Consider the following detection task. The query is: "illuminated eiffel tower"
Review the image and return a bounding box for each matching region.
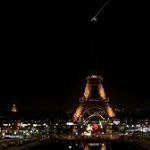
[73,75,115,125]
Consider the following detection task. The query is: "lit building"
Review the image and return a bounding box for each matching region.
[11,104,17,113]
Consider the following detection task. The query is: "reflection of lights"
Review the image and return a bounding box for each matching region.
[89,143,99,146]
[14,131,17,135]
[101,143,106,150]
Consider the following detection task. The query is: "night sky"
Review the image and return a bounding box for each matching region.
[0,1,150,111]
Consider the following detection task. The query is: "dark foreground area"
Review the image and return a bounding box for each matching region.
[28,141,147,150]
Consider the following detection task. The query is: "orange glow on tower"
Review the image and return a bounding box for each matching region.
[106,105,115,117]
[98,84,106,100]
[73,106,84,122]
[84,83,91,99]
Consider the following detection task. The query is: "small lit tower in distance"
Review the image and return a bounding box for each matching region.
[11,104,17,113]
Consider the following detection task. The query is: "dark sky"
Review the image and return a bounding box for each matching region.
[0,1,150,111]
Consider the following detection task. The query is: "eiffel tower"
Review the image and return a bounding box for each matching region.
[73,75,115,125]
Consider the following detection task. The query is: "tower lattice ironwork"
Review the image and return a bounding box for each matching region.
[73,75,115,123]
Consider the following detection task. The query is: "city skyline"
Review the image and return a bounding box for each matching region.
[1,1,150,150]
[1,0,150,111]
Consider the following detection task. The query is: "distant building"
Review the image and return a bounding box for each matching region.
[11,104,17,113]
